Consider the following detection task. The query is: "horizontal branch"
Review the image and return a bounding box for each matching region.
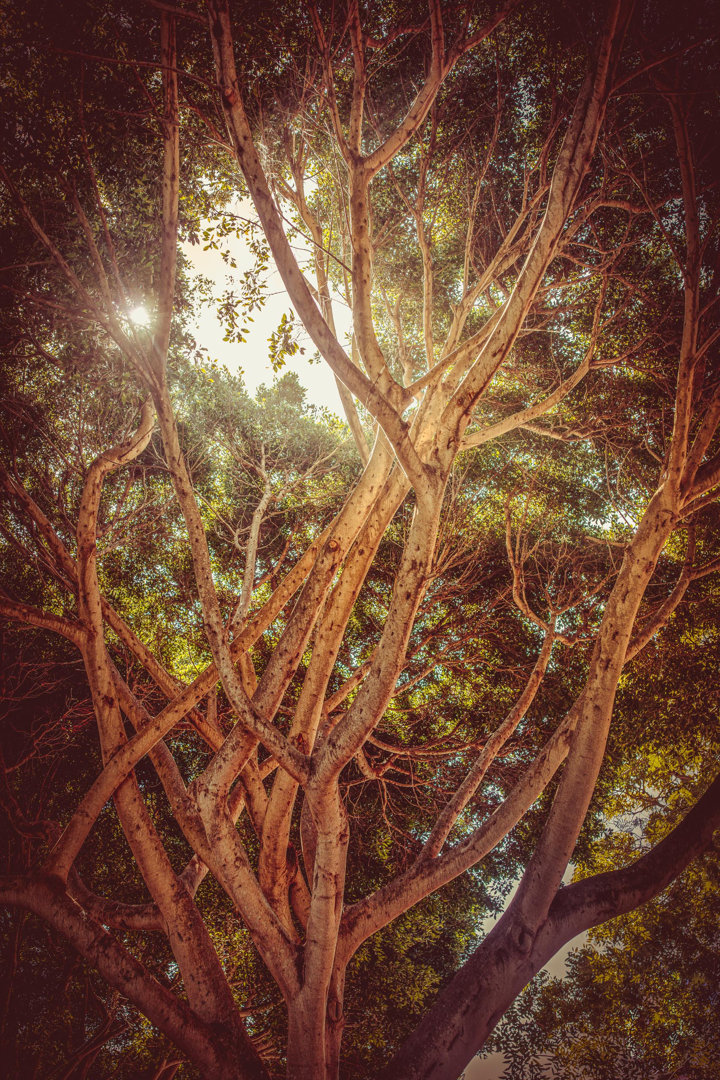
[461,355,591,449]
[0,596,84,645]
[0,875,232,1077]
[341,704,578,956]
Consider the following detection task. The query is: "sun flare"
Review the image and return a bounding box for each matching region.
[128,304,151,327]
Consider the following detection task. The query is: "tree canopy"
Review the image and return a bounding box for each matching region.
[1,1,719,1078]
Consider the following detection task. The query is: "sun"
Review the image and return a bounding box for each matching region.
[128,304,151,327]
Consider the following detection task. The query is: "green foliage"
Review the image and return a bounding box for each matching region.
[1,0,719,1076]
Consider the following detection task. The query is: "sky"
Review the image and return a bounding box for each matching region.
[182,209,349,415]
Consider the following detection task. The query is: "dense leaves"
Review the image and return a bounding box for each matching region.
[1,1,719,1078]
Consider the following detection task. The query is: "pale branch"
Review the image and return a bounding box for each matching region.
[340,706,579,959]
[442,0,629,446]
[314,491,445,785]
[681,389,720,494]
[195,439,397,802]
[409,303,507,403]
[279,151,370,462]
[461,354,591,449]
[323,661,372,716]
[508,483,677,941]
[305,0,352,164]
[68,868,167,933]
[115,632,305,1017]
[0,596,84,646]
[363,0,519,180]
[348,158,402,391]
[44,664,205,883]
[664,92,702,495]
[152,384,309,783]
[231,447,273,629]
[441,185,549,364]
[68,186,113,308]
[347,0,367,157]
[418,624,557,861]
[150,10,180,380]
[207,0,425,486]
[72,400,250,1032]
[61,63,259,1031]
[258,468,409,926]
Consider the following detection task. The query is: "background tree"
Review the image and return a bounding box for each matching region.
[1,1,720,1079]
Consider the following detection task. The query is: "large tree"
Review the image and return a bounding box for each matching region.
[1,1,719,1078]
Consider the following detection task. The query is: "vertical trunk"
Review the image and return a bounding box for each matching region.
[286,785,349,1080]
[286,999,325,1080]
[284,964,347,1080]
[324,965,346,1080]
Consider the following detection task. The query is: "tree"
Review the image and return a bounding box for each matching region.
[1,0,720,1078]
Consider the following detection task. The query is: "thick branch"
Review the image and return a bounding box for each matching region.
[382,768,720,1080]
